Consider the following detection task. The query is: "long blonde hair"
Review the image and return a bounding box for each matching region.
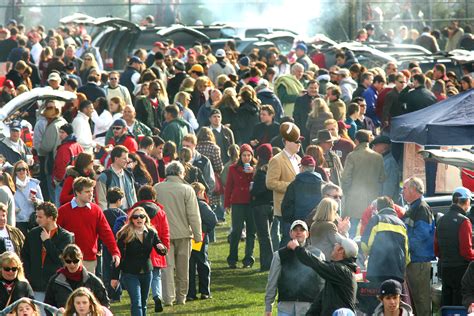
[64,287,103,316]
[309,98,331,119]
[0,251,26,281]
[116,207,157,243]
[80,53,98,71]
[313,198,339,222]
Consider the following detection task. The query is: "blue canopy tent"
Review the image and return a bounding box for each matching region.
[390,89,474,146]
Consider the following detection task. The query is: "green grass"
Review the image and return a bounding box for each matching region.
[111,222,268,315]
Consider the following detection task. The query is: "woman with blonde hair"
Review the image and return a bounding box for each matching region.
[79,53,98,84]
[174,91,198,130]
[306,98,333,141]
[108,96,125,120]
[179,147,209,191]
[39,47,53,85]
[156,79,169,107]
[179,77,196,94]
[0,251,34,310]
[112,207,167,316]
[214,87,239,125]
[189,76,211,115]
[63,287,109,316]
[309,198,349,259]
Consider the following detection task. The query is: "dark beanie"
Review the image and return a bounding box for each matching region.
[60,123,74,135]
[256,143,273,164]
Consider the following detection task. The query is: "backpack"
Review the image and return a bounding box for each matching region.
[101,168,139,208]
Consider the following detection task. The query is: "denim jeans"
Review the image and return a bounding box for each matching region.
[227,204,256,266]
[121,272,152,316]
[252,204,273,270]
[151,267,162,299]
[54,184,62,208]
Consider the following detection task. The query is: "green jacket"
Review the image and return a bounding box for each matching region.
[161,118,189,150]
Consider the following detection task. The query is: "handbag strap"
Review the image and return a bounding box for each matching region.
[5,284,16,307]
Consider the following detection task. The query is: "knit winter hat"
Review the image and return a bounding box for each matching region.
[240,143,253,155]
[256,143,272,163]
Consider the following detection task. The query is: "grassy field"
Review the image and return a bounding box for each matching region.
[111,222,269,315]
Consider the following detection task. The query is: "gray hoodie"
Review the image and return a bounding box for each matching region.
[340,77,358,104]
[372,300,413,316]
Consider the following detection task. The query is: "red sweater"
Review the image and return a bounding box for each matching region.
[224,164,253,208]
[57,201,120,261]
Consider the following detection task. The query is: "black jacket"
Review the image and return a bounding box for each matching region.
[293,93,315,140]
[399,85,437,113]
[77,82,107,102]
[462,261,474,308]
[0,278,34,310]
[112,229,166,277]
[250,168,273,206]
[198,198,218,235]
[44,268,109,314]
[251,122,280,147]
[257,90,283,121]
[233,100,260,144]
[294,247,357,315]
[281,172,323,224]
[21,226,74,291]
[167,72,188,103]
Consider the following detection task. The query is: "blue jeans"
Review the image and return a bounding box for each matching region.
[151,267,162,299]
[121,272,152,316]
[54,184,62,207]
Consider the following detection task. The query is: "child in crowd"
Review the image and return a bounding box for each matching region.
[187,182,217,300]
[102,187,126,301]
[373,279,413,316]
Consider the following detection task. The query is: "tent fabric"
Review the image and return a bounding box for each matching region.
[390,90,474,146]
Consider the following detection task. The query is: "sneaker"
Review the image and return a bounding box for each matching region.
[186,296,197,301]
[228,262,237,269]
[200,294,212,300]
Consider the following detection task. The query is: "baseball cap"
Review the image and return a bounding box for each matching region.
[215,49,226,58]
[174,59,185,71]
[295,43,308,52]
[189,64,204,74]
[48,72,61,82]
[453,187,472,200]
[370,135,391,147]
[3,79,14,90]
[209,108,221,116]
[290,220,308,231]
[335,234,358,258]
[153,41,164,48]
[300,155,316,167]
[112,119,127,128]
[379,279,403,296]
[9,121,21,132]
[239,56,250,67]
[129,56,143,64]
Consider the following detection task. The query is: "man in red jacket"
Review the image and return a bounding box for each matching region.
[53,123,84,206]
[57,177,120,274]
[107,119,138,153]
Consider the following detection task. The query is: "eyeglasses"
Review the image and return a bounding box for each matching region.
[112,127,123,131]
[64,259,80,264]
[131,214,146,220]
[2,267,18,272]
[16,167,27,172]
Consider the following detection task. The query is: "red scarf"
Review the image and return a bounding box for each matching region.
[57,265,83,282]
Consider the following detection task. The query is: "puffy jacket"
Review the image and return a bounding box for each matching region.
[233,100,260,144]
[404,198,435,263]
[281,171,322,224]
[52,135,84,182]
[44,268,109,314]
[361,207,410,282]
[130,200,170,268]
[362,85,379,125]
[161,118,189,150]
[224,163,253,208]
[339,77,358,103]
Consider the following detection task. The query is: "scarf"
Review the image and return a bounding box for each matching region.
[1,279,14,293]
[15,176,30,189]
[57,265,83,282]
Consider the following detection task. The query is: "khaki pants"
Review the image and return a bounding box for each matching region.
[161,238,192,305]
[406,262,432,315]
[83,260,97,275]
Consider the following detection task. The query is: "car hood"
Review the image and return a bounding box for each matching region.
[0,88,76,135]
[419,149,474,170]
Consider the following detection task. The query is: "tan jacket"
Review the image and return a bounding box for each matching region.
[266,151,300,216]
[154,176,202,242]
[341,142,385,219]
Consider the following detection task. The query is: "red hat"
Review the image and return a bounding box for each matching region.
[188,48,197,56]
[240,144,253,155]
[153,41,164,48]
[3,80,14,89]
[176,46,186,53]
[300,155,316,167]
[337,120,350,130]
[256,143,273,163]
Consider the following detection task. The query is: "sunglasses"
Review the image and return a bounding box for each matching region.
[109,78,118,81]
[112,127,123,131]
[294,140,302,144]
[131,214,146,220]
[16,167,27,172]
[64,259,80,264]
[3,267,18,272]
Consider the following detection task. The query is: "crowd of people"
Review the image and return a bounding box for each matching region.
[0,17,472,316]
